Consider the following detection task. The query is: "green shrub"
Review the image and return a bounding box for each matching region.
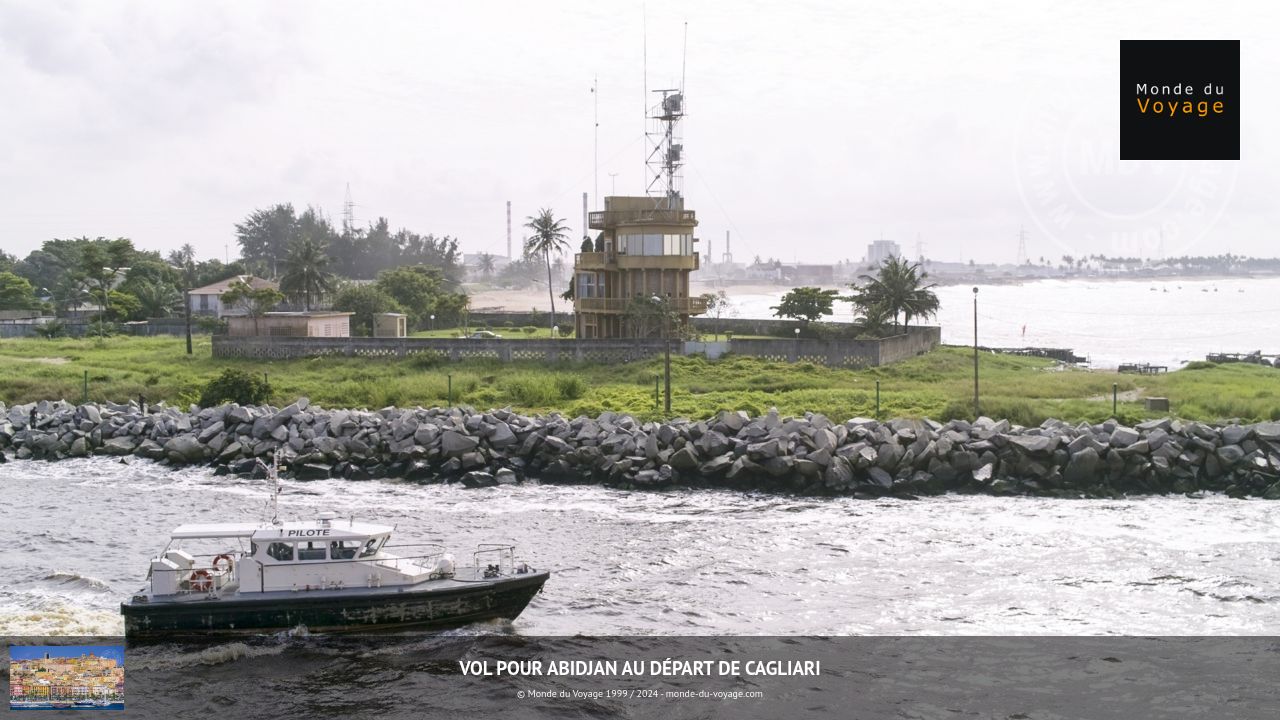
[31,321,66,339]
[199,368,272,407]
[194,316,227,334]
[85,320,119,338]
[1183,361,1216,370]
[555,375,587,400]
[522,326,538,335]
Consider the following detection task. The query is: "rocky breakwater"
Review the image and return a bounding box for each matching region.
[3,399,1280,499]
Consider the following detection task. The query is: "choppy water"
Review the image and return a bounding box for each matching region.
[4,458,1280,637]
[728,276,1280,368]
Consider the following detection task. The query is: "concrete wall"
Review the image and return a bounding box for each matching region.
[212,327,941,368]
[213,336,674,363]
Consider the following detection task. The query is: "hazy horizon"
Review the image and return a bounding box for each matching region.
[3,1,1277,266]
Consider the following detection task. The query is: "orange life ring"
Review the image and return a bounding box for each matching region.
[213,554,234,572]
[189,569,213,593]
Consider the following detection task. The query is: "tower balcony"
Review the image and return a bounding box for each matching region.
[574,253,700,271]
[575,296,709,315]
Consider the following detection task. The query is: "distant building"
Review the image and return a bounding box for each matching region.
[227,311,352,338]
[188,275,277,317]
[782,264,835,285]
[865,239,901,268]
[744,259,783,282]
[571,195,707,338]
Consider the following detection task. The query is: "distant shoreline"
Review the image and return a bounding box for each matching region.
[467,273,1280,312]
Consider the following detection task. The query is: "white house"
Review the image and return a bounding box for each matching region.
[188,275,277,317]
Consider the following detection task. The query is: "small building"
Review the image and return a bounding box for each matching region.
[227,311,352,338]
[374,312,408,338]
[188,275,278,317]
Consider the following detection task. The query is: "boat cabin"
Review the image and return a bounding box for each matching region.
[148,511,446,597]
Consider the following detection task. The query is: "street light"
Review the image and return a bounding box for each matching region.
[430,314,435,332]
[972,287,980,419]
[652,295,671,415]
[794,326,800,361]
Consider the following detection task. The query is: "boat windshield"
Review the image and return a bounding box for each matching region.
[330,540,361,560]
[360,536,387,557]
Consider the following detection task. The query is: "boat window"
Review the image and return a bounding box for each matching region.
[298,541,326,562]
[359,537,383,558]
[266,542,294,562]
[330,540,361,560]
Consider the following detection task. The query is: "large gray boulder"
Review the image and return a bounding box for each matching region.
[163,435,205,463]
[441,430,479,457]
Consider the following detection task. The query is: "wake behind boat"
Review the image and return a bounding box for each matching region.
[121,456,548,639]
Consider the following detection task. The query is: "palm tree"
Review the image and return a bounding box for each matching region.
[167,244,196,268]
[132,280,182,318]
[523,208,571,331]
[279,237,335,310]
[847,256,939,332]
[478,252,496,278]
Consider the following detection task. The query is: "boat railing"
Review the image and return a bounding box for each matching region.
[259,550,454,591]
[473,544,518,576]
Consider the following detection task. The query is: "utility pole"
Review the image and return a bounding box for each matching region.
[506,201,512,259]
[972,287,980,418]
[184,290,193,355]
[592,76,599,209]
[653,295,672,415]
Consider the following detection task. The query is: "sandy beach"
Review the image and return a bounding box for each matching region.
[466,281,801,313]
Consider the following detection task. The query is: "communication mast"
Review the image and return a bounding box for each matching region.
[1016,225,1029,266]
[342,184,357,234]
[646,88,685,201]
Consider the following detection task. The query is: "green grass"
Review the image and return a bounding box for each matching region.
[0,336,1277,425]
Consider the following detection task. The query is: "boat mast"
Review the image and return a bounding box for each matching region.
[270,449,283,525]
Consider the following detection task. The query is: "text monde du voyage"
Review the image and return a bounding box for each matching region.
[1135,82,1227,118]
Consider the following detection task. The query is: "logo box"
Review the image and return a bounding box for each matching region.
[1120,40,1239,160]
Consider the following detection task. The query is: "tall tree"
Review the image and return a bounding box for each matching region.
[235,204,297,278]
[279,236,335,310]
[0,272,38,310]
[167,243,196,268]
[477,252,496,278]
[523,208,571,332]
[771,287,839,326]
[131,280,182,318]
[0,250,15,273]
[700,290,732,340]
[78,238,135,336]
[374,265,466,329]
[332,283,403,336]
[846,256,939,331]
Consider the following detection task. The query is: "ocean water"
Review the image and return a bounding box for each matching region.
[725,276,1280,368]
[4,458,1280,638]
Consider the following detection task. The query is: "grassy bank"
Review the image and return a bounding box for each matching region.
[0,336,1277,425]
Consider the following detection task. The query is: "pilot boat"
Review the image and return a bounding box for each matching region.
[120,459,548,639]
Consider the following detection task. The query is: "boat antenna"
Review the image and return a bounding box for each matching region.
[270,449,283,526]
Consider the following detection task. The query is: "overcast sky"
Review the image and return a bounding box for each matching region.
[2,1,1276,265]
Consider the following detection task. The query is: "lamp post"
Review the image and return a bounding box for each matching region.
[794,326,801,361]
[429,314,435,332]
[652,295,671,415]
[972,286,980,419]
